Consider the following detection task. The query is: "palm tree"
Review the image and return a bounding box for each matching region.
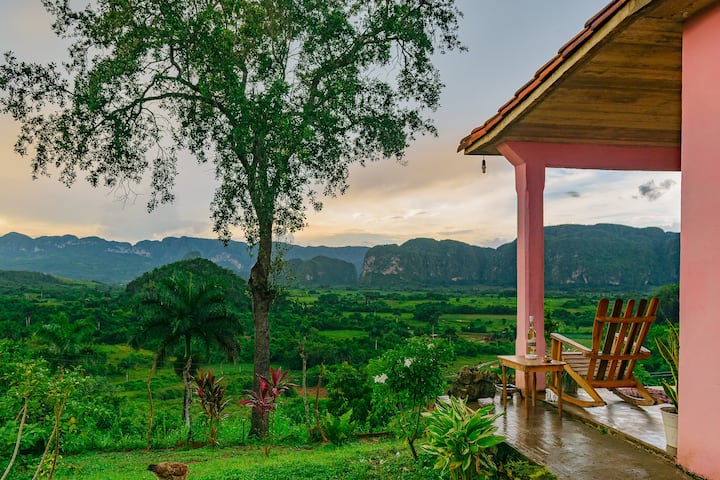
[132,261,243,447]
[35,313,95,371]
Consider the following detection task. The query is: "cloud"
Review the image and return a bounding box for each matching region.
[637,179,676,201]
[3,1,681,248]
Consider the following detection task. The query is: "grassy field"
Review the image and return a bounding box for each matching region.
[49,440,437,480]
[318,329,369,340]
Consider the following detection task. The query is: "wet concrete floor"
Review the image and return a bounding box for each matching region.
[490,390,700,479]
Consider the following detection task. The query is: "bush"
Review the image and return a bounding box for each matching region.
[422,396,504,480]
[326,362,372,424]
[368,336,454,459]
[321,410,356,446]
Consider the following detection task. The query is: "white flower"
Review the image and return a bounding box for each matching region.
[404,358,414,368]
[427,343,435,349]
[374,373,388,384]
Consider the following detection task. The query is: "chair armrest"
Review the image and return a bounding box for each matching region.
[550,332,591,354]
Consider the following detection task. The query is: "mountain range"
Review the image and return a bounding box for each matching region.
[0,224,679,290]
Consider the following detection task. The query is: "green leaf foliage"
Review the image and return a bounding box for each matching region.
[368,336,453,459]
[422,396,504,480]
[321,409,356,446]
[129,258,247,363]
[655,321,679,411]
[0,0,463,438]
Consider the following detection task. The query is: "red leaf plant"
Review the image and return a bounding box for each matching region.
[239,366,295,456]
[240,366,293,420]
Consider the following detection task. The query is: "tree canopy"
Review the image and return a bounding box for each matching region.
[1,0,463,240]
[0,0,464,436]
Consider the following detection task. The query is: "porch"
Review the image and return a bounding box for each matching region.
[491,389,697,479]
[458,0,720,477]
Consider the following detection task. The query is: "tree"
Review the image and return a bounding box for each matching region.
[655,283,679,325]
[35,312,96,372]
[413,302,444,332]
[131,260,242,444]
[0,0,464,436]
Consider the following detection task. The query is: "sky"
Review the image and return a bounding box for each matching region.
[0,0,681,248]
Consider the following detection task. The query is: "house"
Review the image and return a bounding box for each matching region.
[458,1,720,478]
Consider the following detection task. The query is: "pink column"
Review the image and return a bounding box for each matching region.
[514,161,546,360]
[679,5,720,479]
[499,143,547,389]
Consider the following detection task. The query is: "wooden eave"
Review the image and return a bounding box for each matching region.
[458,0,720,156]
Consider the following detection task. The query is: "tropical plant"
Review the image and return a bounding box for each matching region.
[30,367,91,480]
[131,260,242,447]
[193,369,231,446]
[0,0,463,438]
[422,396,504,480]
[326,362,372,424]
[321,409,355,446]
[655,321,679,412]
[34,313,96,371]
[239,366,294,456]
[1,357,95,480]
[368,336,453,460]
[1,359,48,480]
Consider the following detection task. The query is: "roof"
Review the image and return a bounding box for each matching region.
[458,0,719,155]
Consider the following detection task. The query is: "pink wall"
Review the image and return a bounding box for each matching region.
[679,5,720,479]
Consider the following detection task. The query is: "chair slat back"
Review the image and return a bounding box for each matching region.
[591,297,659,381]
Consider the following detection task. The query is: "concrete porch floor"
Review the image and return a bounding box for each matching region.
[489,389,701,479]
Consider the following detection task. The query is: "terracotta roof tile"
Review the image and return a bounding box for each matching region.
[457,0,627,153]
[557,28,595,58]
[585,0,628,29]
[534,54,564,79]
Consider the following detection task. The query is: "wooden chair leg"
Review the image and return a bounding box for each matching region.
[561,369,606,408]
[612,381,656,406]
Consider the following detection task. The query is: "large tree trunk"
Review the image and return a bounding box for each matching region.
[249,227,275,437]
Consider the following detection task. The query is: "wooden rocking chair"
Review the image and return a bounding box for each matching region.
[548,297,660,408]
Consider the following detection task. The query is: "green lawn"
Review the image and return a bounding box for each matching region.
[47,440,434,480]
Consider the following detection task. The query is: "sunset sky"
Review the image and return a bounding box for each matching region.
[0,1,681,248]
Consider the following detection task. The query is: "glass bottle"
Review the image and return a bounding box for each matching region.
[526,315,538,359]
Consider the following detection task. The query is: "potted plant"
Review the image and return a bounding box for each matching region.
[655,321,679,450]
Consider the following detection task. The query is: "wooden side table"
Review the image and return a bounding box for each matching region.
[497,355,566,417]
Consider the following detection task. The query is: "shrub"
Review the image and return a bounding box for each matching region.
[194,369,231,446]
[326,362,372,424]
[422,396,504,480]
[239,366,295,456]
[321,409,355,446]
[368,336,454,460]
